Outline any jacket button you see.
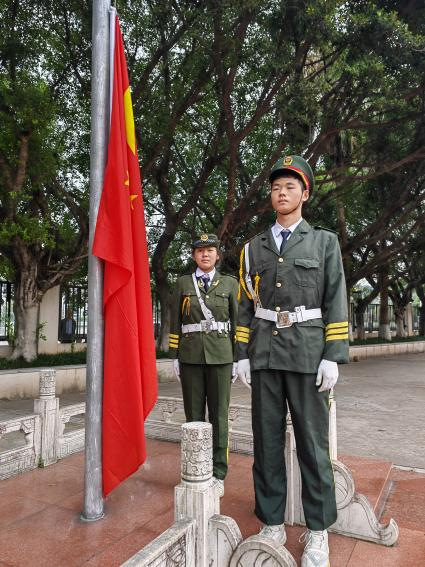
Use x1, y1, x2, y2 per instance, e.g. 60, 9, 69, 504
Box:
205, 294, 209, 299
278, 257, 283, 263
276, 307, 281, 312
272, 330, 278, 336
276, 282, 282, 288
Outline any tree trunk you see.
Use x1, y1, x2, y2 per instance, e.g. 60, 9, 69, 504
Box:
394, 307, 406, 339
156, 278, 171, 353
355, 307, 366, 340
10, 267, 41, 361
419, 305, 425, 336
416, 286, 425, 336
378, 269, 391, 341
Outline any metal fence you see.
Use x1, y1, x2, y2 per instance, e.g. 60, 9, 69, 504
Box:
0, 281, 13, 341
59, 285, 88, 341
351, 303, 420, 333
0, 280, 422, 344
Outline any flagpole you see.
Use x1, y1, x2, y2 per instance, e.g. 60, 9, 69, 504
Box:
82, 0, 111, 521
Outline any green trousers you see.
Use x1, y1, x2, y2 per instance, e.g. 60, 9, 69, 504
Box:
251, 369, 337, 530
180, 362, 232, 480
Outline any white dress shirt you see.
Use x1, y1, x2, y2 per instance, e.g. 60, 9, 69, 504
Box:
195, 266, 216, 285
271, 217, 304, 252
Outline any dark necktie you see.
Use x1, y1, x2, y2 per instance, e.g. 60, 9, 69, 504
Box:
280, 229, 291, 253
201, 275, 210, 291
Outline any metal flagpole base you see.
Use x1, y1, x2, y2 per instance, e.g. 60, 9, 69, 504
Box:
80, 511, 105, 523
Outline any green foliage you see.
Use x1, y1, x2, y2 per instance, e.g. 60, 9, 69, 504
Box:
350, 335, 425, 346
1, 1, 425, 345
0, 350, 87, 369
0, 0, 91, 272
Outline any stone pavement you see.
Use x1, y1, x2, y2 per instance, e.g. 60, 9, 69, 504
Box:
0, 439, 424, 566
1, 352, 425, 465
158, 352, 425, 469
0, 352, 425, 566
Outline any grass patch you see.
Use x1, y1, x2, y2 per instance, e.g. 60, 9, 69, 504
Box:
0, 350, 87, 370
156, 350, 172, 359
350, 335, 425, 346
0, 348, 172, 369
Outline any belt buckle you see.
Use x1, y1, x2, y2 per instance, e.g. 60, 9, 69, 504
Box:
201, 320, 212, 334
276, 311, 292, 328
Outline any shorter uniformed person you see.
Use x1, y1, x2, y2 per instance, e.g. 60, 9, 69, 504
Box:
168, 234, 239, 495
236, 155, 349, 567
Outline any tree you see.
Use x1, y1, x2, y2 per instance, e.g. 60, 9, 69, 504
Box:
0, 1, 91, 360
122, 0, 425, 349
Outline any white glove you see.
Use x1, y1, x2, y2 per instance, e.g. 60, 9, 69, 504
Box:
231, 362, 238, 383
173, 359, 180, 383
316, 359, 338, 392
237, 358, 251, 390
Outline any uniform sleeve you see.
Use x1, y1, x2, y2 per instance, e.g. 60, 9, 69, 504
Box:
235, 246, 255, 361
322, 234, 349, 364
228, 277, 239, 352
168, 278, 182, 359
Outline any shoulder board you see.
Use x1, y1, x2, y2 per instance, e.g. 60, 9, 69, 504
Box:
258, 226, 273, 239
314, 225, 338, 235
222, 274, 238, 280
242, 227, 272, 245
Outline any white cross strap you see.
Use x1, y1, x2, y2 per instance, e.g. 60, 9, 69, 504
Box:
192, 273, 215, 323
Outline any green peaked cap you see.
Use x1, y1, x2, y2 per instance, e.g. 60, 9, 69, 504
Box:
192, 233, 220, 249
269, 155, 315, 192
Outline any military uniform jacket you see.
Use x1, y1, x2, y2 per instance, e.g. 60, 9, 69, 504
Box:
169, 271, 239, 365
235, 220, 349, 373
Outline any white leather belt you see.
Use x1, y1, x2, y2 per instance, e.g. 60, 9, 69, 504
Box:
255, 305, 322, 328
182, 320, 231, 334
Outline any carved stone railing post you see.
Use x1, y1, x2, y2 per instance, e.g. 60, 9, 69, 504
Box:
33, 369, 59, 466
174, 422, 219, 567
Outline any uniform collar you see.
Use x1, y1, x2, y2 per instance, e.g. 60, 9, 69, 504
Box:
273, 217, 304, 236
261, 219, 311, 256
195, 267, 216, 280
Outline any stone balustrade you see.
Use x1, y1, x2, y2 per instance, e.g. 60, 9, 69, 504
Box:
0, 369, 85, 479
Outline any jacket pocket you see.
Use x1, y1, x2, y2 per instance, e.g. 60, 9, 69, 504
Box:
213, 290, 230, 305
293, 258, 320, 287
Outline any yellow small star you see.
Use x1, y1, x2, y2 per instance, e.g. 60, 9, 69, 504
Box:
130, 194, 138, 210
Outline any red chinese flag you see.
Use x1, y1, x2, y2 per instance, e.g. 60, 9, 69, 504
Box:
93, 16, 157, 497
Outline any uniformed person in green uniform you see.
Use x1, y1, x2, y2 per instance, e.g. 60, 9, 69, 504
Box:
235, 155, 349, 567
169, 234, 239, 495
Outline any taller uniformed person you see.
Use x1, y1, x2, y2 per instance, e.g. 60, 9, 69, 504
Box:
169, 234, 239, 496
235, 155, 349, 567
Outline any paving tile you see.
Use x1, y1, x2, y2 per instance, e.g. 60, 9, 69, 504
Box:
1, 438, 423, 567
102, 476, 173, 534
0, 461, 84, 506
83, 526, 158, 567
381, 468, 425, 532
339, 454, 392, 510
0, 504, 121, 567
58, 490, 85, 512
0, 494, 48, 530
61, 451, 84, 469
347, 526, 425, 567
